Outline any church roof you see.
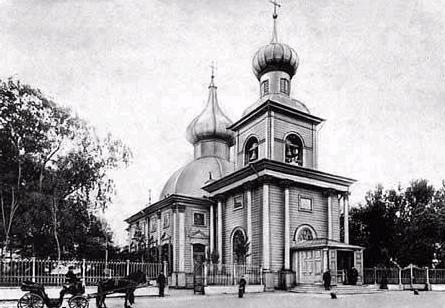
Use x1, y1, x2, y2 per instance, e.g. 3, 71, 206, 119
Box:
291, 238, 364, 251
186, 74, 235, 146
159, 156, 234, 200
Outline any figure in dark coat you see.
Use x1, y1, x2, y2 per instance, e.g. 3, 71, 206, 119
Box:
323, 270, 331, 290
59, 266, 81, 302
156, 272, 166, 297
349, 267, 358, 285
238, 276, 247, 298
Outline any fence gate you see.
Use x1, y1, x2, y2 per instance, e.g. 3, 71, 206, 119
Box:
193, 262, 205, 295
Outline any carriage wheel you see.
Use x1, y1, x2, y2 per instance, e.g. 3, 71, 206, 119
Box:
68, 296, 89, 308
17, 293, 44, 308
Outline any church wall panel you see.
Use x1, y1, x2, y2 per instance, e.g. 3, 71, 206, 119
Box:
235, 115, 267, 168
251, 185, 263, 266
289, 187, 327, 240
273, 114, 314, 167
332, 197, 340, 241
269, 184, 284, 271
183, 205, 210, 273
222, 194, 247, 264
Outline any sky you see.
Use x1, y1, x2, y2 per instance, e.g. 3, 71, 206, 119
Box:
1, 0, 444, 245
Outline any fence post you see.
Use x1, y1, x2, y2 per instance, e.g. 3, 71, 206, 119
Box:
426, 267, 430, 289
232, 263, 235, 285
374, 267, 377, 285
126, 259, 130, 276
398, 267, 402, 287
410, 264, 414, 287
82, 259, 86, 287
163, 260, 167, 276
204, 262, 207, 286
260, 266, 263, 285
31, 257, 36, 282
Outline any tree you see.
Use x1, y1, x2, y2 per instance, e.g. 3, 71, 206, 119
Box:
0, 77, 132, 259
350, 180, 445, 267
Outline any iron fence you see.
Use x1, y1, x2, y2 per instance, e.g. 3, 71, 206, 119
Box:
363, 266, 445, 285
0, 258, 165, 287
205, 263, 262, 286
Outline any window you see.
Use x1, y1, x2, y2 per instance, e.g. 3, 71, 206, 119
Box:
234, 195, 243, 210
150, 216, 157, 232
280, 78, 289, 95
297, 227, 314, 241
284, 134, 303, 166
232, 229, 247, 264
299, 196, 313, 212
193, 212, 205, 226
163, 212, 170, 228
244, 137, 259, 165
261, 80, 269, 96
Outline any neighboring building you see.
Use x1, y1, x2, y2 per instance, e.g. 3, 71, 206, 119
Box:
125, 8, 363, 289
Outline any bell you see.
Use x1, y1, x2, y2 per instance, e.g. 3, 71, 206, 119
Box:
286, 147, 292, 157
249, 150, 257, 161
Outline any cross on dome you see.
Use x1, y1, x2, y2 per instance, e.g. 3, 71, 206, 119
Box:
270, 0, 281, 19
269, 0, 281, 43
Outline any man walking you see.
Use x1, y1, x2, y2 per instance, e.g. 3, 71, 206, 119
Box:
156, 272, 166, 297
322, 270, 331, 290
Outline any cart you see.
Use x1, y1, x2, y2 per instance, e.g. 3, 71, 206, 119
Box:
17, 281, 88, 308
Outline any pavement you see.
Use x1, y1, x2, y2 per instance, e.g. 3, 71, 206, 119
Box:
2, 289, 445, 308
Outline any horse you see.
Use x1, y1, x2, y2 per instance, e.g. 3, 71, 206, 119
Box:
96, 270, 147, 308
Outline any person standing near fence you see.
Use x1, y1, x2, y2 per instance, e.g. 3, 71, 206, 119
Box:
157, 272, 166, 297
238, 275, 247, 298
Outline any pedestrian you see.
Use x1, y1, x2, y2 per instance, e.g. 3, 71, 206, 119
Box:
156, 272, 166, 297
238, 275, 247, 298
322, 270, 331, 290
350, 267, 358, 285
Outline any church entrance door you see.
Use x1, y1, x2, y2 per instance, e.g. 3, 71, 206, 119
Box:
299, 250, 322, 283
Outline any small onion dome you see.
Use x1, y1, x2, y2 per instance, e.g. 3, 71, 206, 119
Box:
186, 76, 235, 146
252, 42, 299, 80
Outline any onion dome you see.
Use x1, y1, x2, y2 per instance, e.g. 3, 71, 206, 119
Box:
186, 74, 235, 146
252, 6, 299, 80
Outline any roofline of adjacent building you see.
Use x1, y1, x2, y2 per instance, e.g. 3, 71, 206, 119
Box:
202, 158, 357, 195
228, 99, 325, 131
124, 194, 214, 224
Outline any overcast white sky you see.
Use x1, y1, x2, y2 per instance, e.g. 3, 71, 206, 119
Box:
1, 0, 444, 245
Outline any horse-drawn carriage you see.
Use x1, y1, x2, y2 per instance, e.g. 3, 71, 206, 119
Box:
17, 271, 148, 308
18, 280, 88, 308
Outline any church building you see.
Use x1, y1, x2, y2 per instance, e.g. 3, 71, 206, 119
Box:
125, 6, 363, 290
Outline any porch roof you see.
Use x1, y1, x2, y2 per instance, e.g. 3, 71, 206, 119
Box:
290, 238, 364, 251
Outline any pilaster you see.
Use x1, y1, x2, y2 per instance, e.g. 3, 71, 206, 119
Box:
244, 182, 253, 265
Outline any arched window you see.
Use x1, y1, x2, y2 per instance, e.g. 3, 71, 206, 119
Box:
244, 137, 259, 165
295, 226, 316, 242
280, 78, 289, 95
232, 228, 248, 264
261, 80, 269, 96
285, 134, 303, 166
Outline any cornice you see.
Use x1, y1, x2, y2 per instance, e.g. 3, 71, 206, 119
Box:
202, 159, 356, 195
125, 194, 213, 223
229, 100, 325, 131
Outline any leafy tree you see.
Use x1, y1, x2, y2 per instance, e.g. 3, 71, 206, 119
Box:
350, 180, 445, 268
0, 78, 131, 259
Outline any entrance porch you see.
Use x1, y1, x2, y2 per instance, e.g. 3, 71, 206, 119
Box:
291, 239, 364, 286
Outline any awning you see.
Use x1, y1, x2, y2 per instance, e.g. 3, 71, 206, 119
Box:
290, 238, 364, 251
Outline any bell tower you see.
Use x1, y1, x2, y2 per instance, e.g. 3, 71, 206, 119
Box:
230, 1, 324, 170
